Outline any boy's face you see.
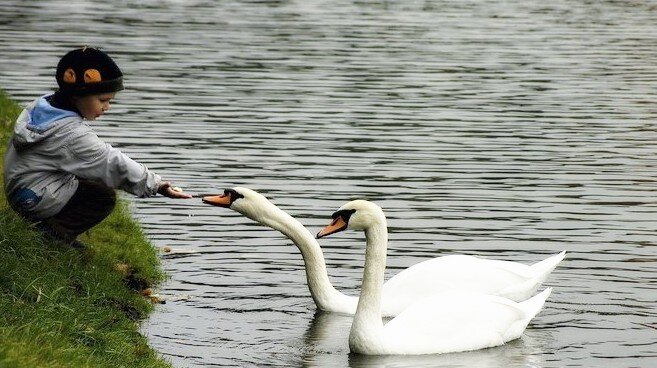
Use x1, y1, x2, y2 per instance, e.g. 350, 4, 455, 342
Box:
73, 92, 116, 121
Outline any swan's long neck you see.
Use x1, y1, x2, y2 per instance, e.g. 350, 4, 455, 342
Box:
350, 218, 387, 348
249, 205, 341, 310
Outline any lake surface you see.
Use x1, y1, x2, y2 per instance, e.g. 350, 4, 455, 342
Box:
1, 1, 656, 367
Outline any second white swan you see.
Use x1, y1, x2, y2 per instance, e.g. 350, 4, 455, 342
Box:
317, 199, 552, 355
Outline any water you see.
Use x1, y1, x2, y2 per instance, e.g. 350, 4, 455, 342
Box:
1, 1, 656, 367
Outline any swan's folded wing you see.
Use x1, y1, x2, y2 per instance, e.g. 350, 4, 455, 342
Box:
382, 292, 527, 354
382, 255, 534, 312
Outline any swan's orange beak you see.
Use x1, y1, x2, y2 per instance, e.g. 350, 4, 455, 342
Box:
202, 194, 232, 208
317, 217, 348, 238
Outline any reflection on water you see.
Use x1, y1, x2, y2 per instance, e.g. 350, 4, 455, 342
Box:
1, 0, 656, 367
301, 312, 352, 367
301, 312, 551, 368
345, 336, 548, 368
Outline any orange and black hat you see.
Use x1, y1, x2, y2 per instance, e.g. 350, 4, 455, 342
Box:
55, 47, 124, 96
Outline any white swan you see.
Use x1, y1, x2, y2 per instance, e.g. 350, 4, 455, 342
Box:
317, 199, 552, 355
202, 187, 564, 316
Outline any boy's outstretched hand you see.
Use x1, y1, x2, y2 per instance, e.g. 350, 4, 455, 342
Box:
158, 182, 193, 199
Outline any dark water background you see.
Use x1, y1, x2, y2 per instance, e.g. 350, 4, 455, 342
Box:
1, 1, 656, 367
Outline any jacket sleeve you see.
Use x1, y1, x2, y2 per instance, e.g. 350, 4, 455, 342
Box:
62, 127, 162, 197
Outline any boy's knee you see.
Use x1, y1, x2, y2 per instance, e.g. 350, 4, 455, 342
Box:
82, 179, 116, 203
99, 188, 117, 214
101, 186, 117, 204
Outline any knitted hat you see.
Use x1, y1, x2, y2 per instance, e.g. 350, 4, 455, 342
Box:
56, 47, 124, 96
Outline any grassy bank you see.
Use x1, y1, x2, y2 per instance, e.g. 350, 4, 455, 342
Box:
0, 89, 172, 368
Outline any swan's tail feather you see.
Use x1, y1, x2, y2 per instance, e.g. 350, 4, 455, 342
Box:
498, 251, 565, 301
503, 287, 552, 342
530, 251, 566, 281
519, 287, 552, 318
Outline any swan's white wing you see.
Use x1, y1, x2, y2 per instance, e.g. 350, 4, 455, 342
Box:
381, 255, 534, 315
381, 291, 528, 355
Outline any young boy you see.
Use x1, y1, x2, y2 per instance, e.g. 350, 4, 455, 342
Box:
4, 47, 192, 248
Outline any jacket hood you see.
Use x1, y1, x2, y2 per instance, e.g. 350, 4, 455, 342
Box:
12, 95, 79, 150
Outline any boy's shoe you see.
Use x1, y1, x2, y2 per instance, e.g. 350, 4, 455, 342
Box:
69, 239, 88, 249
35, 221, 61, 240
35, 221, 86, 249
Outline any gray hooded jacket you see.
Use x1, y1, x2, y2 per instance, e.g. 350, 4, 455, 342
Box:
4, 94, 162, 219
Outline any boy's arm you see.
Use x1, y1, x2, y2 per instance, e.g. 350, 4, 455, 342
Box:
62, 129, 176, 197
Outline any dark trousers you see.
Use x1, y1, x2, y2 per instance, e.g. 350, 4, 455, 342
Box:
41, 179, 116, 243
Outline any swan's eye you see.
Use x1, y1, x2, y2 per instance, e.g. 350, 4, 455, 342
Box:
225, 189, 244, 203
331, 209, 356, 222
228, 189, 244, 202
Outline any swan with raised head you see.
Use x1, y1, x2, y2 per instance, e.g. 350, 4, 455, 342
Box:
317, 199, 552, 355
202, 187, 564, 316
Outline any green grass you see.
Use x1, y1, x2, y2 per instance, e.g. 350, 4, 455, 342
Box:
0, 89, 173, 368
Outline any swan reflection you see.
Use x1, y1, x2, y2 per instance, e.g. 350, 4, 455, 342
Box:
301, 311, 551, 368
